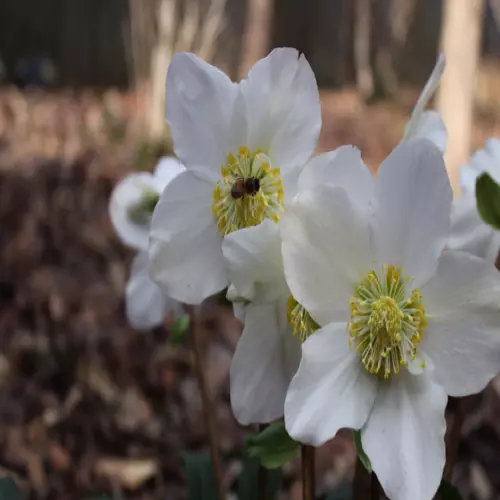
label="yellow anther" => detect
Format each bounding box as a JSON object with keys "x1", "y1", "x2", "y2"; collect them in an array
[{"x1": 287, "y1": 296, "x2": 319, "y2": 342}]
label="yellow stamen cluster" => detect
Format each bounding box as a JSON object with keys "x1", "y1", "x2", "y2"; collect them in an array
[
  {"x1": 212, "y1": 146, "x2": 284, "y2": 235},
  {"x1": 287, "y1": 296, "x2": 319, "y2": 342},
  {"x1": 347, "y1": 265, "x2": 427, "y2": 379}
]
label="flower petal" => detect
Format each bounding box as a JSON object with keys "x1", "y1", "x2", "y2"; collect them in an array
[
  {"x1": 403, "y1": 110, "x2": 447, "y2": 153},
  {"x1": 362, "y1": 372, "x2": 447, "y2": 500},
  {"x1": 448, "y1": 196, "x2": 496, "y2": 260},
  {"x1": 149, "y1": 169, "x2": 227, "y2": 304},
  {"x1": 109, "y1": 173, "x2": 156, "y2": 251},
  {"x1": 420, "y1": 251, "x2": 500, "y2": 396},
  {"x1": 373, "y1": 138, "x2": 452, "y2": 287},
  {"x1": 285, "y1": 322, "x2": 377, "y2": 446},
  {"x1": 281, "y1": 185, "x2": 371, "y2": 326},
  {"x1": 298, "y1": 146, "x2": 374, "y2": 211},
  {"x1": 230, "y1": 300, "x2": 301, "y2": 425},
  {"x1": 166, "y1": 53, "x2": 238, "y2": 172},
  {"x1": 153, "y1": 156, "x2": 186, "y2": 191},
  {"x1": 460, "y1": 138, "x2": 500, "y2": 195},
  {"x1": 126, "y1": 252, "x2": 169, "y2": 330},
  {"x1": 222, "y1": 219, "x2": 287, "y2": 303},
  {"x1": 241, "y1": 48, "x2": 321, "y2": 173},
  {"x1": 404, "y1": 52, "x2": 445, "y2": 144}
]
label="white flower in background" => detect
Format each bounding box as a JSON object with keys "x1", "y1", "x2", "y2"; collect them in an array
[
  {"x1": 448, "y1": 138, "x2": 500, "y2": 262},
  {"x1": 110, "y1": 156, "x2": 186, "y2": 251},
  {"x1": 149, "y1": 48, "x2": 321, "y2": 305},
  {"x1": 109, "y1": 156, "x2": 185, "y2": 329},
  {"x1": 222, "y1": 220, "x2": 305, "y2": 425},
  {"x1": 402, "y1": 52, "x2": 447, "y2": 152},
  {"x1": 282, "y1": 139, "x2": 500, "y2": 500}
]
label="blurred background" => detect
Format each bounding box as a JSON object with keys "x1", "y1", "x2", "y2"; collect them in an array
[{"x1": 0, "y1": 0, "x2": 499, "y2": 498}]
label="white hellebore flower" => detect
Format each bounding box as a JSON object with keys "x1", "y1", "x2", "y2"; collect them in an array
[
  {"x1": 448, "y1": 138, "x2": 500, "y2": 262},
  {"x1": 402, "y1": 52, "x2": 447, "y2": 152},
  {"x1": 222, "y1": 219, "x2": 305, "y2": 425},
  {"x1": 149, "y1": 48, "x2": 321, "y2": 304},
  {"x1": 282, "y1": 139, "x2": 500, "y2": 500},
  {"x1": 109, "y1": 157, "x2": 185, "y2": 329}
]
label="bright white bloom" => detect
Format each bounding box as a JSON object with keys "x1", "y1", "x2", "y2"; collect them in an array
[
  {"x1": 109, "y1": 156, "x2": 185, "y2": 251},
  {"x1": 149, "y1": 48, "x2": 321, "y2": 304},
  {"x1": 282, "y1": 139, "x2": 500, "y2": 500},
  {"x1": 109, "y1": 157, "x2": 185, "y2": 329},
  {"x1": 222, "y1": 220, "x2": 303, "y2": 424},
  {"x1": 402, "y1": 53, "x2": 447, "y2": 152},
  {"x1": 448, "y1": 138, "x2": 500, "y2": 262}
]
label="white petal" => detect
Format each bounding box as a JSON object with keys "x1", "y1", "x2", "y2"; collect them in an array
[
  {"x1": 126, "y1": 252, "x2": 169, "y2": 330},
  {"x1": 404, "y1": 52, "x2": 445, "y2": 142},
  {"x1": 281, "y1": 185, "x2": 371, "y2": 326},
  {"x1": 166, "y1": 53, "x2": 238, "y2": 171},
  {"x1": 362, "y1": 373, "x2": 447, "y2": 500},
  {"x1": 222, "y1": 219, "x2": 287, "y2": 303},
  {"x1": 448, "y1": 196, "x2": 495, "y2": 260},
  {"x1": 460, "y1": 137, "x2": 500, "y2": 195},
  {"x1": 109, "y1": 173, "x2": 156, "y2": 251},
  {"x1": 149, "y1": 169, "x2": 227, "y2": 304},
  {"x1": 153, "y1": 156, "x2": 186, "y2": 191},
  {"x1": 230, "y1": 301, "x2": 301, "y2": 425},
  {"x1": 285, "y1": 322, "x2": 377, "y2": 446},
  {"x1": 241, "y1": 48, "x2": 321, "y2": 173},
  {"x1": 373, "y1": 139, "x2": 452, "y2": 287},
  {"x1": 403, "y1": 110, "x2": 447, "y2": 153},
  {"x1": 420, "y1": 251, "x2": 500, "y2": 396},
  {"x1": 298, "y1": 146, "x2": 374, "y2": 211}
]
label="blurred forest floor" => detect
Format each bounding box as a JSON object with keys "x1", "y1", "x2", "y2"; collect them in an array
[{"x1": 1, "y1": 83, "x2": 500, "y2": 499}]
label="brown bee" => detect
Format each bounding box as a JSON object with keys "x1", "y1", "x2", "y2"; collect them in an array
[
  {"x1": 244, "y1": 177, "x2": 260, "y2": 196},
  {"x1": 231, "y1": 177, "x2": 261, "y2": 199},
  {"x1": 231, "y1": 178, "x2": 246, "y2": 199}
]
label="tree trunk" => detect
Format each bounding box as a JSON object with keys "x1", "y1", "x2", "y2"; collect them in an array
[
  {"x1": 147, "y1": 0, "x2": 177, "y2": 143},
  {"x1": 354, "y1": 0, "x2": 374, "y2": 100},
  {"x1": 437, "y1": 0, "x2": 485, "y2": 194},
  {"x1": 239, "y1": 0, "x2": 274, "y2": 78}
]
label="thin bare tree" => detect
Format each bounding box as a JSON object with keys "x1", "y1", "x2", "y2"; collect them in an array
[
  {"x1": 437, "y1": 0, "x2": 485, "y2": 194},
  {"x1": 239, "y1": 0, "x2": 274, "y2": 78}
]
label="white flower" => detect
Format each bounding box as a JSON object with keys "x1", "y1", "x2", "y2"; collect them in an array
[
  {"x1": 402, "y1": 53, "x2": 447, "y2": 152},
  {"x1": 109, "y1": 156, "x2": 185, "y2": 251},
  {"x1": 448, "y1": 138, "x2": 500, "y2": 261},
  {"x1": 126, "y1": 251, "x2": 182, "y2": 330},
  {"x1": 282, "y1": 138, "x2": 500, "y2": 500},
  {"x1": 222, "y1": 220, "x2": 303, "y2": 425},
  {"x1": 110, "y1": 156, "x2": 185, "y2": 329},
  {"x1": 149, "y1": 48, "x2": 321, "y2": 304}
]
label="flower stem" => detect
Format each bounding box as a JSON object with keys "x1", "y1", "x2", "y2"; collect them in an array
[
  {"x1": 301, "y1": 445, "x2": 315, "y2": 500},
  {"x1": 352, "y1": 456, "x2": 372, "y2": 499},
  {"x1": 185, "y1": 305, "x2": 225, "y2": 500},
  {"x1": 371, "y1": 471, "x2": 381, "y2": 499},
  {"x1": 444, "y1": 397, "x2": 470, "y2": 481},
  {"x1": 258, "y1": 424, "x2": 268, "y2": 500}
]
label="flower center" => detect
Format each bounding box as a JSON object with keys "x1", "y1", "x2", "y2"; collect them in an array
[
  {"x1": 347, "y1": 265, "x2": 427, "y2": 379},
  {"x1": 128, "y1": 187, "x2": 160, "y2": 226},
  {"x1": 287, "y1": 296, "x2": 319, "y2": 342},
  {"x1": 212, "y1": 146, "x2": 284, "y2": 235}
]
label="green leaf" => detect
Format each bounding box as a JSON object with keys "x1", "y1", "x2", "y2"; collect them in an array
[
  {"x1": 316, "y1": 481, "x2": 352, "y2": 500},
  {"x1": 475, "y1": 172, "x2": 500, "y2": 230},
  {"x1": 181, "y1": 453, "x2": 218, "y2": 500},
  {"x1": 438, "y1": 479, "x2": 462, "y2": 499},
  {"x1": 171, "y1": 315, "x2": 190, "y2": 345},
  {"x1": 0, "y1": 477, "x2": 23, "y2": 500},
  {"x1": 237, "y1": 458, "x2": 282, "y2": 500},
  {"x1": 353, "y1": 430, "x2": 371, "y2": 472},
  {"x1": 245, "y1": 422, "x2": 299, "y2": 469}
]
